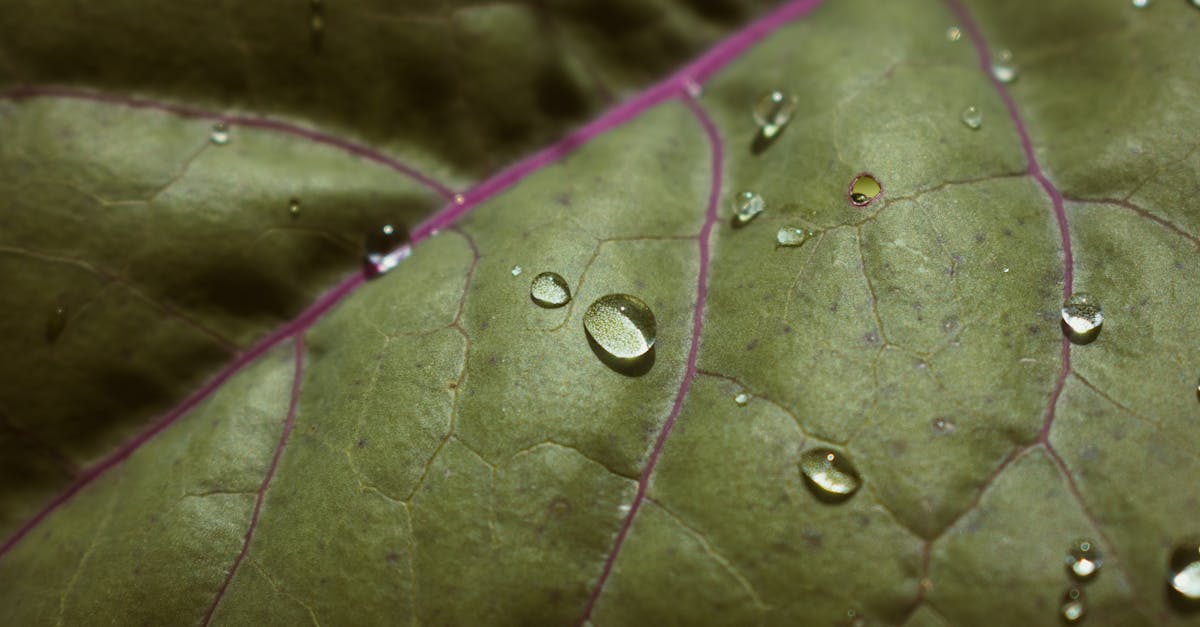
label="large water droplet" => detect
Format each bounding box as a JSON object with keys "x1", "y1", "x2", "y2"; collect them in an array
[
  {"x1": 530, "y1": 272, "x2": 571, "y2": 308},
  {"x1": 752, "y1": 90, "x2": 797, "y2": 139},
  {"x1": 799, "y1": 448, "x2": 861, "y2": 501},
  {"x1": 1062, "y1": 293, "x2": 1103, "y2": 343},
  {"x1": 1169, "y1": 540, "x2": 1200, "y2": 601},
  {"x1": 45, "y1": 305, "x2": 68, "y2": 343},
  {"x1": 776, "y1": 227, "x2": 812, "y2": 247},
  {"x1": 961, "y1": 106, "x2": 983, "y2": 130},
  {"x1": 849, "y1": 173, "x2": 882, "y2": 207},
  {"x1": 733, "y1": 191, "x2": 765, "y2": 226},
  {"x1": 1061, "y1": 588, "x2": 1086, "y2": 623},
  {"x1": 1066, "y1": 538, "x2": 1103, "y2": 580},
  {"x1": 992, "y1": 49, "x2": 1018, "y2": 83},
  {"x1": 583, "y1": 294, "x2": 657, "y2": 360},
  {"x1": 364, "y1": 224, "x2": 408, "y2": 275},
  {"x1": 288, "y1": 198, "x2": 301, "y2": 217},
  {"x1": 946, "y1": 25, "x2": 963, "y2": 42},
  {"x1": 210, "y1": 122, "x2": 230, "y2": 145}
]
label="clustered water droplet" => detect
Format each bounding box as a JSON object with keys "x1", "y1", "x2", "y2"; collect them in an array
[
  {"x1": 363, "y1": 224, "x2": 408, "y2": 275},
  {"x1": 992, "y1": 49, "x2": 1018, "y2": 83},
  {"x1": 752, "y1": 90, "x2": 797, "y2": 139},
  {"x1": 1066, "y1": 538, "x2": 1103, "y2": 580},
  {"x1": 530, "y1": 272, "x2": 571, "y2": 308},
  {"x1": 799, "y1": 448, "x2": 861, "y2": 501},
  {"x1": 45, "y1": 305, "x2": 68, "y2": 343},
  {"x1": 1062, "y1": 293, "x2": 1103, "y2": 343},
  {"x1": 1060, "y1": 588, "x2": 1086, "y2": 623},
  {"x1": 210, "y1": 121, "x2": 230, "y2": 145},
  {"x1": 1169, "y1": 540, "x2": 1200, "y2": 602},
  {"x1": 583, "y1": 294, "x2": 657, "y2": 360},
  {"x1": 849, "y1": 174, "x2": 882, "y2": 207},
  {"x1": 733, "y1": 191, "x2": 765, "y2": 225},
  {"x1": 776, "y1": 227, "x2": 812, "y2": 248},
  {"x1": 961, "y1": 106, "x2": 983, "y2": 130}
]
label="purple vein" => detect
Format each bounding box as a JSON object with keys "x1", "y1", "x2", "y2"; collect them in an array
[
  {"x1": 574, "y1": 94, "x2": 723, "y2": 626},
  {"x1": 0, "y1": 85, "x2": 456, "y2": 201},
  {"x1": 202, "y1": 335, "x2": 305, "y2": 626}
]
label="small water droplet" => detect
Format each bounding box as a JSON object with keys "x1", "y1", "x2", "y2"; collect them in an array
[
  {"x1": 961, "y1": 106, "x2": 983, "y2": 129},
  {"x1": 1066, "y1": 538, "x2": 1103, "y2": 580},
  {"x1": 364, "y1": 224, "x2": 408, "y2": 275},
  {"x1": 947, "y1": 25, "x2": 963, "y2": 42},
  {"x1": 799, "y1": 448, "x2": 861, "y2": 501},
  {"x1": 752, "y1": 90, "x2": 797, "y2": 139},
  {"x1": 1132, "y1": 0, "x2": 1151, "y2": 7},
  {"x1": 453, "y1": 193, "x2": 466, "y2": 205},
  {"x1": 530, "y1": 272, "x2": 571, "y2": 308},
  {"x1": 1061, "y1": 588, "x2": 1086, "y2": 623},
  {"x1": 583, "y1": 294, "x2": 657, "y2": 360},
  {"x1": 510, "y1": 265, "x2": 523, "y2": 277},
  {"x1": 734, "y1": 392, "x2": 750, "y2": 406},
  {"x1": 776, "y1": 227, "x2": 812, "y2": 247},
  {"x1": 684, "y1": 78, "x2": 703, "y2": 98},
  {"x1": 288, "y1": 198, "x2": 301, "y2": 217},
  {"x1": 1062, "y1": 293, "x2": 1103, "y2": 343},
  {"x1": 992, "y1": 49, "x2": 1018, "y2": 83},
  {"x1": 210, "y1": 122, "x2": 230, "y2": 145},
  {"x1": 733, "y1": 191, "x2": 765, "y2": 225},
  {"x1": 45, "y1": 305, "x2": 68, "y2": 342},
  {"x1": 1169, "y1": 540, "x2": 1200, "y2": 601},
  {"x1": 849, "y1": 173, "x2": 882, "y2": 207},
  {"x1": 932, "y1": 417, "x2": 955, "y2": 433}
]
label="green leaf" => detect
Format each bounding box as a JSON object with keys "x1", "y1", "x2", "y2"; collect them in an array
[{"x1": 2, "y1": 0, "x2": 1199, "y2": 625}]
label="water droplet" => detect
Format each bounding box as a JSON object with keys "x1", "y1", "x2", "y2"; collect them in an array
[
  {"x1": 849, "y1": 173, "x2": 882, "y2": 207},
  {"x1": 733, "y1": 191, "x2": 765, "y2": 225},
  {"x1": 1062, "y1": 293, "x2": 1103, "y2": 343},
  {"x1": 1066, "y1": 538, "x2": 1103, "y2": 580},
  {"x1": 1132, "y1": 0, "x2": 1151, "y2": 7},
  {"x1": 946, "y1": 26, "x2": 962, "y2": 42},
  {"x1": 961, "y1": 106, "x2": 983, "y2": 130},
  {"x1": 932, "y1": 417, "x2": 955, "y2": 433},
  {"x1": 776, "y1": 227, "x2": 812, "y2": 247},
  {"x1": 1169, "y1": 540, "x2": 1200, "y2": 601},
  {"x1": 287, "y1": 198, "x2": 301, "y2": 217},
  {"x1": 734, "y1": 392, "x2": 750, "y2": 406},
  {"x1": 45, "y1": 305, "x2": 68, "y2": 342},
  {"x1": 510, "y1": 265, "x2": 523, "y2": 277},
  {"x1": 992, "y1": 49, "x2": 1018, "y2": 83},
  {"x1": 364, "y1": 224, "x2": 408, "y2": 275},
  {"x1": 309, "y1": 0, "x2": 325, "y2": 50},
  {"x1": 684, "y1": 78, "x2": 703, "y2": 98},
  {"x1": 583, "y1": 294, "x2": 657, "y2": 360},
  {"x1": 210, "y1": 122, "x2": 230, "y2": 145},
  {"x1": 799, "y1": 448, "x2": 861, "y2": 501},
  {"x1": 530, "y1": 272, "x2": 571, "y2": 308},
  {"x1": 1061, "y1": 588, "x2": 1086, "y2": 623},
  {"x1": 453, "y1": 193, "x2": 466, "y2": 205},
  {"x1": 752, "y1": 90, "x2": 797, "y2": 139}
]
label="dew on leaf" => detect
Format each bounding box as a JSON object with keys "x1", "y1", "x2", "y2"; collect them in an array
[
  {"x1": 961, "y1": 106, "x2": 983, "y2": 130},
  {"x1": 1066, "y1": 538, "x2": 1103, "y2": 580},
  {"x1": 992, "y1": 49, "x2": 1018, "y2": 83},
  {"x1": 733, "y1": 191, "x2": 765, "y2": 226},
  {"x1": 799, "y1": 448, "x2": 861, "y2": 501},
  {"x1": 1061, "y1": 293, "x2": 1103, "y2": 343},
  {"x1": 510, "y1": 265, "x2": 523, "y2": 277},
  {"x1": 776, "y1": 227, "x2": 812, "y2": 247},
  {"x1": 849, "y1": 173, "x2": 882, "y2": 207},
  {"x1": 1169, "y1": 540, "x2": 1200, "y2": 601},
  {"x1": 530, "y1": 272, "x2": 571, "y2": 308},
  {"x1": 209, "y1": 121, "x2": 230, "y2": 145},
  {"x1": 1061, "y1": 587, "x2": 1086, "y2": 623},
  {"x1": 734, "y1": 392, "x2": 750, "y2": 406},
  {"x1": 364, "y1": 224, "x2": 409, "y2": 275},
  {"x1": 946, "y1": 25, "x2": 962, "y2": 42},
  {"x1": 583, "y1": 294, "x2": 656, "y2": 360},
  {"x1": 752, "y1": 90, "x2": 797, "y2": 139},
  {"x1": 45, "y1": 305, "x2": 68, "y2": 343},
  {"x1": 1132, "y1": 0, "x2": 1151, "y2": 7},
  {"x1": 288, "y1": 198, "x2": 301, "y2": 217},
  {"x1": 932, "y1": 417, "x2": 955, "y2": 433}
]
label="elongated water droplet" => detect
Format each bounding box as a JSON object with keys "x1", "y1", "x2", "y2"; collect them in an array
[
  {"x1": 1066, "y1": 538, "x2": 1103, "y2": 580},
  {"x1": 288, "y1": 198, "x2": 301, "y2": 217},
  {"x1": 752, "y1": 91, "x2": 797, "y2": 139},
  {"x1": 946, "y1": 26, "x2": 962, "y2": 42},
  {"x1": 734, "y1": 392, "x2": 750, "y2": 406},
  {"x1": 733, "y1": 191, "x2": 765, "y2": 225},
  {"x1": 1061, "y1": 588, "x2": 1086, "y2": 623},
  {"x1": 530, "y1": 272, "x2": 571, "y2": 308},
  {"x1": 849, "y1": 173, "x2": 882, "y2": 207},
  {"x1": 210, "y1": 121, "x2": 230, "y2": 145},
  {"x1": 364, "y1": 224, "x2": 408, "y2": 275},
  {"x1": 510, "y1": 265, "x2": 523, "y2": 277},
  {"x1": 776, "y1": 227, "x2": 812, "y2": 247},
  {"x1": 583, "y1": 294, "x2": 656, "y2": 360},
  {"x1": 799, "y1": 448, "x2": 861, "y2": 501},
  {"x1": 45, "y1": 305, "x2": 68, "y2": 342},
  {"x1": 1062, "y1": 293, "x2": 1103, "y2": 343},
  {"x1": 961, "y1": 106, "x2": 983, "y2": 130},
  {"x1": 1169, "y1": 540, "x2": 1200, "y2": 601},
  {"x1": 992, "y1": 49, "x2": 1018, "y2": 83}
]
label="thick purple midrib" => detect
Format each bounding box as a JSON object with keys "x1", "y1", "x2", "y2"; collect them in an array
[{"x1": 0, "y1": 0, "x2": 827, "y2": 563}]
